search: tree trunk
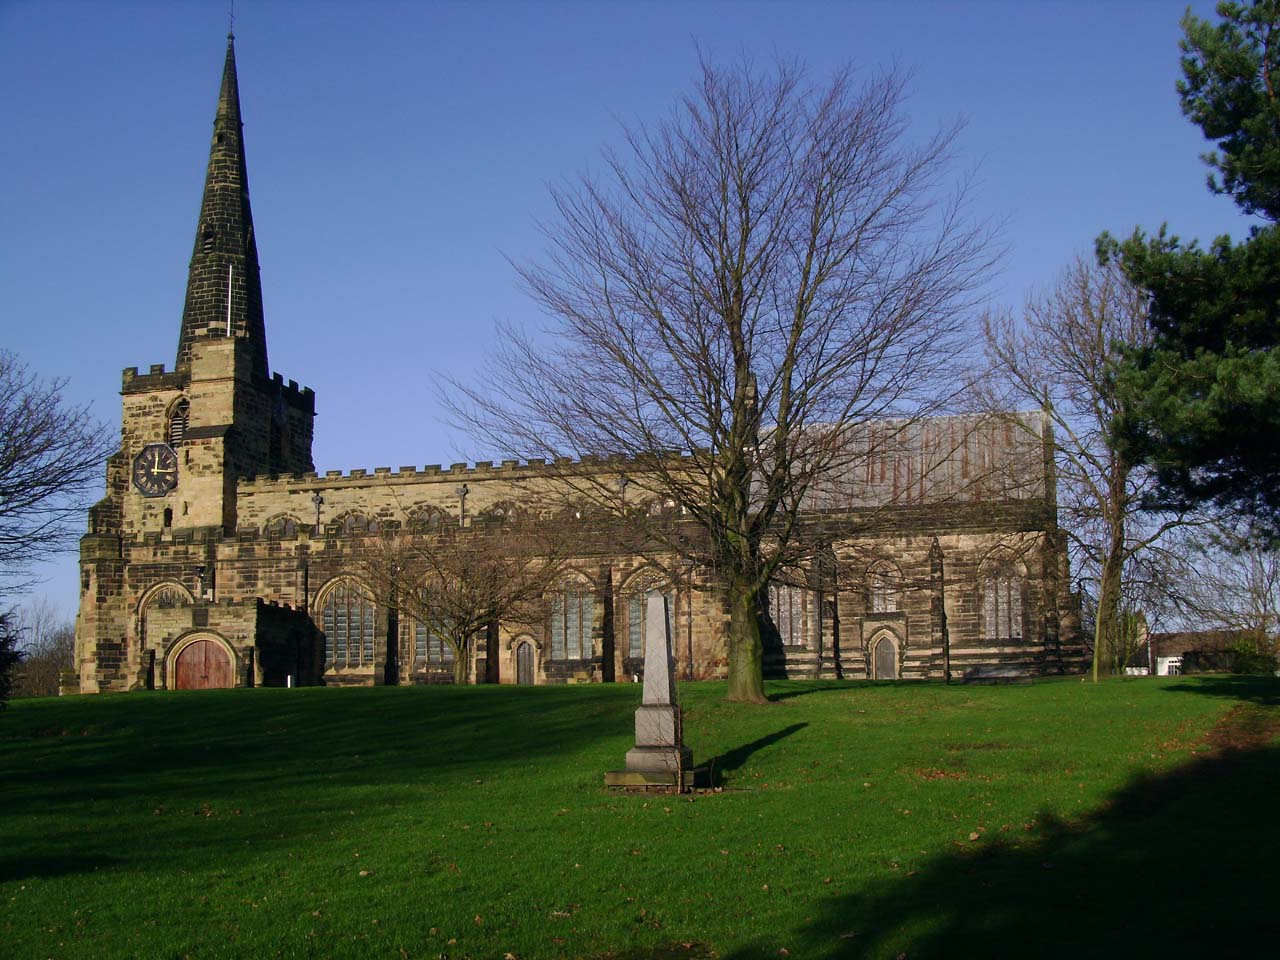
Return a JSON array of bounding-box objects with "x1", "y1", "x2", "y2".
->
[
  {"x1": 726, "y1": 582, "x2": 767, "y2": 703},
  {"x1": 452, "y1": 641, "x2": 469, "y2": 685},
  {"x1": 1091, "y1": 520, "x2": 1125, "y2": 684}
]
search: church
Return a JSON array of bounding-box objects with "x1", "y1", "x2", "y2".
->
[{"x1": 72, "y1": 37, "x2": 1084, "y2": 693}]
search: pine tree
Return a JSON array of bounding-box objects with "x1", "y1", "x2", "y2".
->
[{"x1": 1102, "y1": 1, "x2": 1280, "y2": 538}]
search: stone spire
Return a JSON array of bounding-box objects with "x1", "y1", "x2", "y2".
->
[{"x1": 176, "y1": 34, "x2": 268, "y2": 376}]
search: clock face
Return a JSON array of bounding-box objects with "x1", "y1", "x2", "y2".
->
[{"x1": 132, "y1": 443, "x2": 179, "y2": 498}]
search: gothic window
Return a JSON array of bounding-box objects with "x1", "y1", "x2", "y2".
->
[
  {"x1": 867, "y1": 561, "x2": 899, "y2": 614},
  {"x1": 321, "y1": 580, "x2": 377, "y2": 667},
  {"x1": 982, "y1": 561, "x2": 1024, "y2": 641},
  {"x1": 549, "y1": 581, "x2": 595, "y2": 661},
  {"x1": 626, "y1": 580, "x2": 674, "y2": 659},
  {"x1": 407, "y1": 506, "x2": 449, "y2": 533},
  {"x1": 768, "y1": 580, "x2": 816, "y2": 648},
  {"x1": 337, "y1": 513, "x2": 377, "y2": 536},
  {"x1": 414, "y1": 620, "x2": 456, "y2": 668},
  {"x1": 168, "y1": 398, "x2": 190, "y2": 445},
  {"x1": 264, "y1": 514, "x2": 300, "y2": 538},
  {"x1": 139, "y1": 582, "x2": 192, "y2": 649}
]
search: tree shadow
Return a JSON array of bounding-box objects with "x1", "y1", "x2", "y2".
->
[
  {"x1": 0, "y1": 685, "x2": 643, "y2": 881},
  {"x1": 704, "y1": 722, "x2": 808, "y2": 784},
  {"x1": 722, "y1": 714, "x2": 1280, "y2": 958},
  {"x1": 1159, "y1": 673, "x2": 1280, "y2": 706}
]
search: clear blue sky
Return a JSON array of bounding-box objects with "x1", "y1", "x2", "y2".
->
[{"x1": 0, "y1": 0, "x2": 1259, "y2": 618}]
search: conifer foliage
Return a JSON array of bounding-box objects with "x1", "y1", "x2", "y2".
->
[{"x1": 1103, "y1": 1, "x2": 1280, "y2": 538}]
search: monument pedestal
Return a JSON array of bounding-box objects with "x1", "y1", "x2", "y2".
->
[{"x1": 606, "y1": 593, "x2": 706, "y2": 791}]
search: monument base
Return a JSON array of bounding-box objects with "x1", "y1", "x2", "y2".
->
[
  {"x1": 624, "y1": 742, "x2": 693, "y2": 774},
  {"x1": 605, "y1": 766, "x2": 710, "y2": 790}
]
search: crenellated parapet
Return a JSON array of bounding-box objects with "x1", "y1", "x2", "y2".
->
[{"x1": 122, "y1": 363, "x2": 189, "y2": 394}]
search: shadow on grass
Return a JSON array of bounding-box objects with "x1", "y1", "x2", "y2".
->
[
  {"x1": 723, "y1": 699, "x2": 1280, "y2": 958},
  {"x1": 1159, "y1": 673, "x2": 1280, "y2": 706},
  {"x1": 0, "y1": 684, "x2": 643, "y2": 882},
  {"x1": 705, "y1": 722, "x2": 808, "y2": 784}
]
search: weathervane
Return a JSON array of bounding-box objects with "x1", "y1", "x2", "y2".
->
[{"x1": 228, "y1": 0, "x2": 236, "y2": 37}]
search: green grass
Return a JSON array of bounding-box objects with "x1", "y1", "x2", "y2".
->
[{"x1": 2, "y1": 676, "x2": 1278, "y2": 959}]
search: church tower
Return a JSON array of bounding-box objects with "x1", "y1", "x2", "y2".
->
[{"x1": 74, "y1": 36, "x2": 317, "y2": 692}]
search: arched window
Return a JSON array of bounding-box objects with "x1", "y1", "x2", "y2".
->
[
  {"x1": 867, "y1": 561, "x2": 899, "y2": 613},
  {"x1": 138, "y1": 582, "x2": 193, "y2": 650},
  {"x1": 768, "y1": 580, "x2": 816, "y2": 648},
  {"x1": 982, "y1": 560, "x2": 1024, "y2": 641},
  {"x1": 264, "y1": 514, "x2": 300, "y2": 538},
  {"x1": 549, "y1": 581, "x2": 595, "y2": 660},
  {"x1": 414, "y1": 620, "x2": 456, "y2": 668},
  {"x1": 168, "y1": 398, "x2": 190, "y2": 445},
  {"x1": 625, "y1": 577, "x2": 674, "y2": 659},
  {"x1": 321, "y1": 580, "x2": 377, "y2": 667},
  {"x1": 408, "y1": 506, "x2": 449, "y2": 533},
  {"x1": 337, "y1": 513, "x2": 377, "y2": 537}
]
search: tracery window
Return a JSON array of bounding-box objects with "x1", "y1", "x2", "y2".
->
[
  {"x1": 321, "y1": 580, "x2": 377, "y2": 667},
  {"x1": 867, "y1": 561, "x2": 899, "y2": 614},
  {"x1": 549, "y1": 582, "x2": 595, "y2": 660},
  {"x1": 768, "y1": 580, "x2": 816, "y2": 648},
  {"x1": 982, "y1": 563, "x2": 1024, "y2": 641},
  {"x1": 626, "y1": 582, "x2": 674, "y2": 659},
  {"x1": 414, "y1": 620, "x2": 456, "y2": 668}
]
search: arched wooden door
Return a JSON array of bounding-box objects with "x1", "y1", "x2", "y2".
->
[
  {"x1": 516, "y1": 641, "x2": 534, "y2": 685},
  {"x1": 873, "y1": 635, "x2": 898, "y2": 680},
  {"x1": 174, "y1": 639, "x2": 234, "y2": 689}
]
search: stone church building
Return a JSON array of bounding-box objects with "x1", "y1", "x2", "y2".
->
[{"x1": 73, "y1": 37, "x2": 1083, "y2": 693}]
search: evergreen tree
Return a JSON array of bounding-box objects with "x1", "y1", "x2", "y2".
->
[
  {"x1": 1102, "y1": 1, "x2": 1280, "y2": 537},
  {"x1": 0, "y1": 611, "x2": 23, "y2": 711}
]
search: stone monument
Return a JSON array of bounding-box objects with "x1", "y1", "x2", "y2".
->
[{"x1": 606, "y1": 591, "x2": 703, "y2": 789}]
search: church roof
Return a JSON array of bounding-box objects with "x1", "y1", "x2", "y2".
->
[{"x1": 176, "y1": 34, "x2": 269, "y2": 377}]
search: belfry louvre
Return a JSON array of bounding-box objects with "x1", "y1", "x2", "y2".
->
[{"x1": 73, "y1": 37, "x2": 1085, "y2": 693}]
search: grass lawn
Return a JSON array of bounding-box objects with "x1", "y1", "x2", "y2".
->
[{"x1": 2, "y1": 676, "x2": 1278, "y2": 959}]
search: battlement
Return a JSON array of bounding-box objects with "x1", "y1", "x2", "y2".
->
[
  {"x1": 267, "y1": 371, "x2": 316, "y2": 410},
  {"x1": 233, "y1": 453, "x2": 653, "y2": 491},
  {"x1": 122, "y1": 363, "x2": 188, "y2": 394}
]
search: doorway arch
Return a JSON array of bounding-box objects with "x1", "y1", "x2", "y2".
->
[
  {"x1": 515, "y1": 640, "x2": 535, "y2": 685},
  {"x1": 169, "y1": 634, "x2": 236, "y2": 689},
  {"x1": 871, "y1": 632, "x2": 899, "y2": 680}
]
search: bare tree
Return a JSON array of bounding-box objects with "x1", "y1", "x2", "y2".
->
[
  {"x1": 454, "y1": 59, "x2": 992, "y2": 702},
  {"x1": 361, "y1": 511, "x2": 583, "y2": 685},
  {"x1": 1162, "y1": 522, "x2": 1280, "y2": 649},
  {"x1": 0, "y1": 351, "x2": 113, "y2": 599},
  {"x1": 982, "y1": 256, "x2": 1198, "y2": 682},
  {"x1": 10, "y1": 597, "x2": 74, "y2": 697}
]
